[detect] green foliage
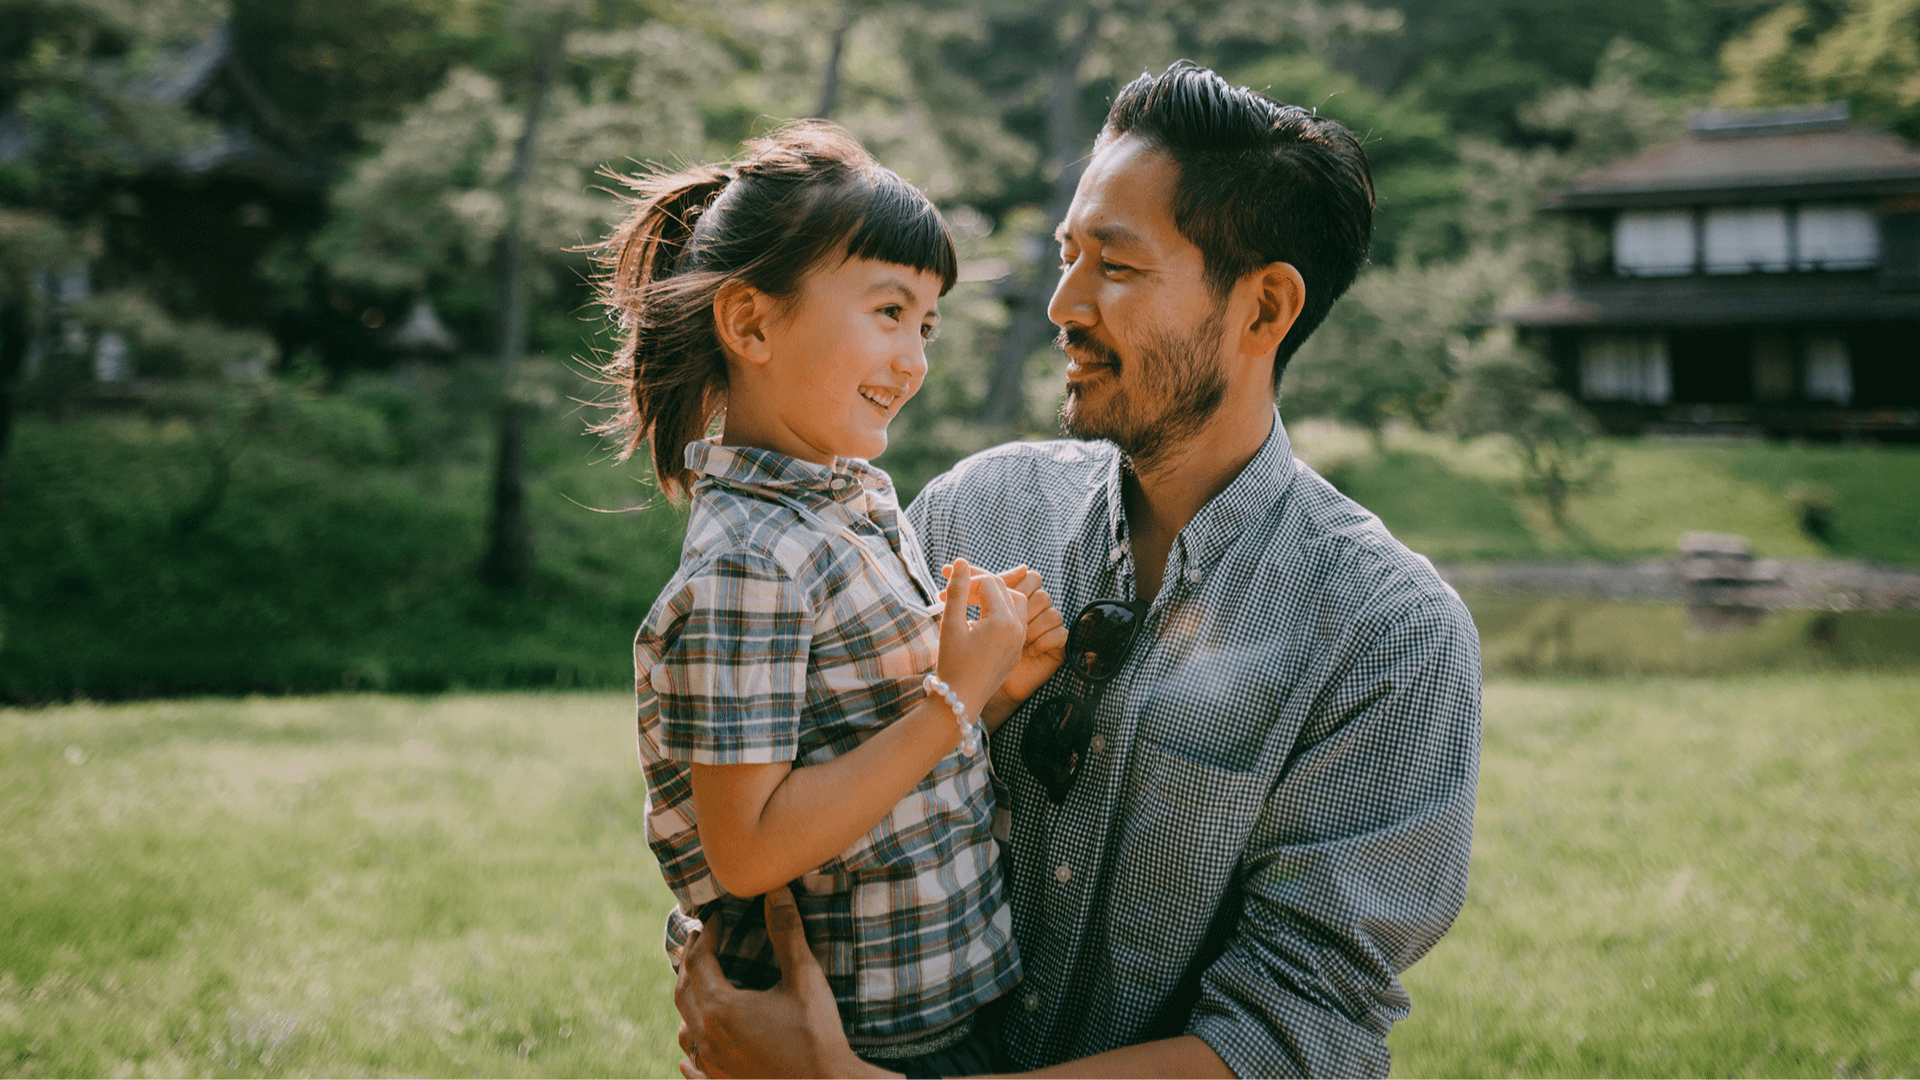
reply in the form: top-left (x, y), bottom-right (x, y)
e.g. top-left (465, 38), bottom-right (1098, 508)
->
top-left (0, 373), bottom-right (688, 700)
top-left (1447, 335), bottom-right (1611, 530)
top-left (1717, 0), bottom-right (1920, 138)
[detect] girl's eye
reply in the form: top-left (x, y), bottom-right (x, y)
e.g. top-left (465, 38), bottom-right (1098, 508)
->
top-left (878, 304), bottom-right (904, 321)
top-left (920, 323), bottom-right (940, 342)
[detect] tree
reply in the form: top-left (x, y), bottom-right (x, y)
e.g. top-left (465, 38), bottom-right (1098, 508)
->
top-left (1446, 336), bottom-right (1608, 531)
top-left (1716, 0), bottom-right (1920, 139)
top-left (315, 1), bottom-right (736, 591)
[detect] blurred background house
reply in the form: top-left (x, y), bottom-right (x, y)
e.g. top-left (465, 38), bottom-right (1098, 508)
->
top-left (1506, 102), bottom-right (1920, 441)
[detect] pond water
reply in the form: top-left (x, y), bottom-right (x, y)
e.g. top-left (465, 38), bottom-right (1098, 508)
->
top-left (1461, 595), bottom-right (1920, 676)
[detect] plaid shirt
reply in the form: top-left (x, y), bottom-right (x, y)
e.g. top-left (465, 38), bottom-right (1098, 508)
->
top-left (907, 410), bottom-right (1481, 1078)
top-left (634, 441), bottom-right (1020, 1044)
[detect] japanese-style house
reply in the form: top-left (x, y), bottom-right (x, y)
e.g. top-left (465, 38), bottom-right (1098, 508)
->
top-left (1503, 102), bottom-right (1920, 441)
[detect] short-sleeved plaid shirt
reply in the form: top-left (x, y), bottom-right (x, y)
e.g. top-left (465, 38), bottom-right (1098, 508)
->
top-left (907, 410), bottom-right (1481, 1077)
top-left (633, 441), bottom-right (1020, 1044)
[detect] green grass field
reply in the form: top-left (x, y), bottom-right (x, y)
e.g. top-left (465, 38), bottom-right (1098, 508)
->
top-left (4, 678), bottom-right (1917, 1077)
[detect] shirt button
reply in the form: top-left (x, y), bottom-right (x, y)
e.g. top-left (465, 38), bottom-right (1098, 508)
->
top-left (830, 478), bottom-right (849, 490)
top-left (1186, 567), bottom-right (1202, 584)
top-left (1110, 546), bottom-right (1124, 564)
top-left (1054, 863), bottom-right (1072, 884)
top-left (1088, 734), bottom-right (1106, 754)
top-left (1023, 992), bottom-right (1041, 1012)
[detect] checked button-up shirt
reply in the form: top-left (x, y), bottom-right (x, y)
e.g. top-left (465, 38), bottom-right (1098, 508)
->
top-left (634, 441), bottom-right (1021, 1045)
top-left (907, 410), bottom-right (1482, 1078)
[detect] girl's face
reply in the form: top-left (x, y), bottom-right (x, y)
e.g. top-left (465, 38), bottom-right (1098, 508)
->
top-left (727, 255), bottom-right (942, 466)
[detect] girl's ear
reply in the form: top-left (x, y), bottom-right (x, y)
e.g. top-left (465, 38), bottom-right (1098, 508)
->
top-left (715, 282), bottom-right (776, 366)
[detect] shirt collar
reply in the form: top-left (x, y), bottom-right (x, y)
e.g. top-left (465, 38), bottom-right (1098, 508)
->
top-left (685, 440), bottom-right (890, 505)
top-left (1101, 406), bottom-right (1298, 574)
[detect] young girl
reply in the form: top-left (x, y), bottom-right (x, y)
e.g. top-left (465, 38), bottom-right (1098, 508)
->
top-left (597, 121), bottom-right (1064, 1070)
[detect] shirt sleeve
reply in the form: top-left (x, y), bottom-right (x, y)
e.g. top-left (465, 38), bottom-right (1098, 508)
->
top-left (651, 550), bottom-right (814, 766)
top-left (1186, 594), bottom-right (1482, 1078)
top-left (904, 474), bottom-right (953, 583)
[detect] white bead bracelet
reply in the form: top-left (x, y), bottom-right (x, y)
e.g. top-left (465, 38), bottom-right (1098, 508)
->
top-left (924, 674), bottom-right (981, 755)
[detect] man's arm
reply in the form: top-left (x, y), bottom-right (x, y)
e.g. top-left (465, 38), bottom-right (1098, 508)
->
top-left (1183, 594), bottom-right (1482, 1077)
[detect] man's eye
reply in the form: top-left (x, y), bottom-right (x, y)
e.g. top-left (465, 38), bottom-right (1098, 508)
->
top-left (1100, 261), bottom-right (1129, 275)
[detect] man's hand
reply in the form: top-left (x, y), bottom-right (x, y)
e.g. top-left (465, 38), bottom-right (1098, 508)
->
top-left (943, 566), bottom-right (1068, 729)
top-left (674, 887), bottom-right (886, 1079)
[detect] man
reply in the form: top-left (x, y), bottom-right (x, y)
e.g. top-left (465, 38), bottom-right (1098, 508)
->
top-left (673, 60), bottom-right (1481, 1078)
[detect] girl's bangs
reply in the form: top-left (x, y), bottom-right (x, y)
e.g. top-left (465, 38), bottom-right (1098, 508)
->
top-left (839, 176), bottom-right (959, 293)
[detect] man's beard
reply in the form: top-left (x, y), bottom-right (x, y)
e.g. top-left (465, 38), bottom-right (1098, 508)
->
top-left (1056, 306), bottom-right (1228, 468)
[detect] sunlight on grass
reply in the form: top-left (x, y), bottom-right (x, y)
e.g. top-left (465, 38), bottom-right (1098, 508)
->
top-left (1391, 675), bottom-right (1920, 1077)
top-left (4, 679), bottom-right (1917, 1076)
top-left (0, 694), bottom-right (680, 1078)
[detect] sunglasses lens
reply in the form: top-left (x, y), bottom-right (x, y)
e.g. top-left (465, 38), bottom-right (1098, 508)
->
top-left (1070, 601), bottom-right (1145, 681)
top-left (1022, 697), bottom-right (1089, 802)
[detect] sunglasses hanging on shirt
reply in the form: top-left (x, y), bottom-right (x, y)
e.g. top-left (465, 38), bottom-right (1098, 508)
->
top-left (1019, 598), bottom-right (1148, 805)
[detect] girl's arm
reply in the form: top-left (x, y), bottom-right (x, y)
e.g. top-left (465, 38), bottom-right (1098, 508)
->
top-left (690, 560), bottom-right (1025, 899)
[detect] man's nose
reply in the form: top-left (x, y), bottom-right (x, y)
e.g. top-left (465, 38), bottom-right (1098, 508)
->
top-left (1047, 257), bottom-right (1094, 330)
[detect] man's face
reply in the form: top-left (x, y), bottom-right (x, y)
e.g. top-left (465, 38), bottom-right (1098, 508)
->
top-left (1050, 135), bottom-right (1229, 463)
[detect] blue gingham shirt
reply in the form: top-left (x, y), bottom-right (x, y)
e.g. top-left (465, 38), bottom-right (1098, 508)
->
top-left (907, 409), bottom-right (1481, 1077)
top-left (634, 441), bottom-right (1020, 1044)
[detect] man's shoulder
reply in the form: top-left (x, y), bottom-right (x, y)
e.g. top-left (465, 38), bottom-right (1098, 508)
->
top-left (1279, 461), bottom-right (1471, 629)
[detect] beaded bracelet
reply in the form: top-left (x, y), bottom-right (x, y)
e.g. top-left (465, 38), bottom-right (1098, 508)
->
top-left (923, 674), bottom-right (981, 755)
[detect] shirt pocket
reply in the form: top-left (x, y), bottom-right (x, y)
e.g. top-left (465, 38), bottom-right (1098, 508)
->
top-left (1108, 740), bottom-right (1268, 959)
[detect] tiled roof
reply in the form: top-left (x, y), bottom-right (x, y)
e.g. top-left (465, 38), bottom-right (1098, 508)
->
top-left (1502, 273), bottom-right (1920, 326)
top-left (1550, 126), bottom-right (1920, 209)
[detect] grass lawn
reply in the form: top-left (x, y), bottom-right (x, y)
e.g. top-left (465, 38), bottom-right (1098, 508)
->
top-left (1288, 420), bottom-right (1920, 564)
top-left (4, 677), bottom-right (1917, 1077)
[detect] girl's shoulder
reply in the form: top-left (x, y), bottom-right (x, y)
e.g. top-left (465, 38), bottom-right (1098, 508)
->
top-left (679, 482), bottom-right (825, 585)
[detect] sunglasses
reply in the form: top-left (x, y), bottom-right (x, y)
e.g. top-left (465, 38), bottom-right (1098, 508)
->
top-left (1020, 598), bottom-right (1149, 805)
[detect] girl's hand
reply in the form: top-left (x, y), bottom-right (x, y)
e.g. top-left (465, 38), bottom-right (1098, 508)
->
top-left (934, 559), bottom-right (1026, 718)
top-left (941, 566), bottom-right (1068, 730)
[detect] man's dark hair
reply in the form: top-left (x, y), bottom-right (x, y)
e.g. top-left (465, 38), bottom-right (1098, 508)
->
top-left (1100, 60), bottom-right (1373, 385)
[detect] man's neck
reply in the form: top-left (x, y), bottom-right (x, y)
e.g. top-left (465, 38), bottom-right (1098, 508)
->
top-left (1123, 395), bottom-right (1275, 603)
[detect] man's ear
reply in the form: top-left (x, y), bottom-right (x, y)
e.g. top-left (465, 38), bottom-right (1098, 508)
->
top-left (714, 282), bottom-right (776, 365)
top-left (1240, 261), bottom-right (1306, 362)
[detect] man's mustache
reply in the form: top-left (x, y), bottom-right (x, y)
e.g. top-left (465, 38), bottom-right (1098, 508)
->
top-left (1055, 327), bottom-right (1121, 370)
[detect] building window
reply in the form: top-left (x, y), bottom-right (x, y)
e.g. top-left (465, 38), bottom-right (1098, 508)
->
top-left (1580, 333), bottom-right (1672, 403)
top-left (1795, 204), bottom-right (1878, 270)
top-left (1614, 210), bottom-right (1695, 276)
top-left (1804, 334), bottom-right (1853, 404)
top-left (1705, 205), bottom-right (1791, 273)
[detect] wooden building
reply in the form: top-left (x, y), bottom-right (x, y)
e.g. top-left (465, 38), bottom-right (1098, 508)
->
top-left (1503, 103), bottom-right (1920, 441)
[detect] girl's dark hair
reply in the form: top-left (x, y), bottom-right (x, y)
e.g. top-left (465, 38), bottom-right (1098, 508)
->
top-left (594, 120), bottom-right (958, 500)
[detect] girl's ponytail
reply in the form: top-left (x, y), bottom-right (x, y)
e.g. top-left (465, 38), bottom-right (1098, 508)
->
top-left (596, 166), bottom-right (734, 501)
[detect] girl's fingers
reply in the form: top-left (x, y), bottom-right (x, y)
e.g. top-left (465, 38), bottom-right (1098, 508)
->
top-left (943, 559), bottom-right (973, 633)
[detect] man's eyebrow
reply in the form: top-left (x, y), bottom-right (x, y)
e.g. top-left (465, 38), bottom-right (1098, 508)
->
top-left (1054, 221), bottom-right (1146, 250)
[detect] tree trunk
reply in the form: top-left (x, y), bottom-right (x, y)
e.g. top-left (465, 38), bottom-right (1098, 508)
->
top-left (814, 0), bottom-right (856, 119)
top-left (480, 20), bottom-right (569, 593)
top-left (0, 286), bottom-right (24, 532)
top-left (975, 2), bottom-right (1104, 428)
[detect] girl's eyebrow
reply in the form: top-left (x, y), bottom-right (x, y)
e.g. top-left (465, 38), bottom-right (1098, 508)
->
top-left (864, 276), bottom-right (934, 306)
